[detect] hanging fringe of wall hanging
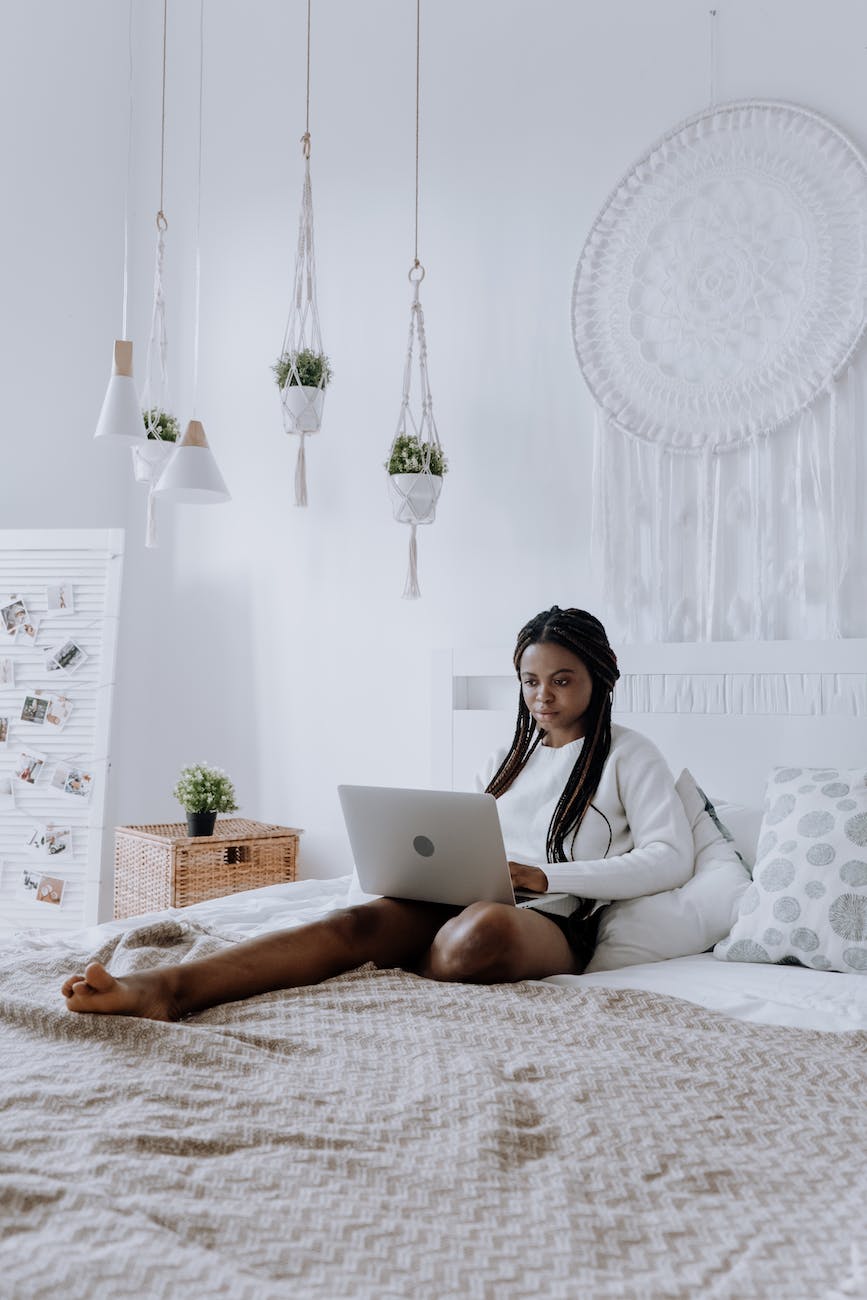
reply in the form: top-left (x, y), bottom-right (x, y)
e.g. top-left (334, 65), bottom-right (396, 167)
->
top-left (275, 0), bottom-right (329, 507)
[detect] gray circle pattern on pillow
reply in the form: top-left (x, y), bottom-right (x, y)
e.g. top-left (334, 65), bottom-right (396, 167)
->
top-left (714, 766), bottom-right (867, 973)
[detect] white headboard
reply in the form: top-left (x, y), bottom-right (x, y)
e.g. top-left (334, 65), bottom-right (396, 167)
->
top-left (432, 640), bottom-right (867, 807)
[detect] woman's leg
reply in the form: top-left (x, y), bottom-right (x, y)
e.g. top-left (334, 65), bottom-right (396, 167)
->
top-left (61, 898), bottom-right (457, 1021)
top-left (417, 902), bottom-right (580, 982)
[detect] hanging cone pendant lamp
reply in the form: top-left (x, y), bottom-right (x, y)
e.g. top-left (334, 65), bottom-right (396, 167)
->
top-left (153, 420), bottom-right (229, 503)
top-left (275, 0), bottom-right (330, 507)
top-left (94, 2), bottom-right (143, 445)
top-left (94, 340), bottom-right (145, 443)
top-left (155, 0), bottom-right (230, 511)
top-left (386, 0), bottom-right (446, 599)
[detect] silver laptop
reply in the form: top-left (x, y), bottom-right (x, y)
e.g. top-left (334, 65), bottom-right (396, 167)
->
top-left (337, 783), bottom-right (569, 910)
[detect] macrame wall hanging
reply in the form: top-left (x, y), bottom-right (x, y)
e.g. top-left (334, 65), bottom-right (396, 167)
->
top-left (133, 0), bottom-right (180, 546)
top-left (274, 0), bottom-right (330, 508)
top-left (571, 95), bottom-right (867, 642)
top-left (93, 0), bottom-right (145, 447)
top-left (386, 0), bottom-right (446, 599)
top-left (153, 0), bottom-right (230, 509)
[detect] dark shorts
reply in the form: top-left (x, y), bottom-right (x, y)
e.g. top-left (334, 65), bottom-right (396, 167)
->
top-left (531, 903), bottom-right (603, 974)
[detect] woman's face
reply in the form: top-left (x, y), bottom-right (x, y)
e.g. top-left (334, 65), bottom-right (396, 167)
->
top-left (519, 640), bottom-right (595, 747)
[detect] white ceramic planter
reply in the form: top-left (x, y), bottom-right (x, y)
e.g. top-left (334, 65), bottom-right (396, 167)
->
top-left (281, 385), bottom-right (325, 434)
top-left (389, 473), bottom-right (443, 525)
top-left (131, 439), bottom-right (175, 484)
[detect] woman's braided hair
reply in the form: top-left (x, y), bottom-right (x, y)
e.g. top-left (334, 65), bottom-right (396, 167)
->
top-left (485, 607), bottom-right (620, 863)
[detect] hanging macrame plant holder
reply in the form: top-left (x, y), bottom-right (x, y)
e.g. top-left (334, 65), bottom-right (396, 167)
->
top-left (134, 215), bottom-right (178, 547)
top-left (571, 99), bottom-right (867, 641)
top-left (387, 267), bottom-right (444, 599)
top-left (277, 135), bottom-right (328, 507)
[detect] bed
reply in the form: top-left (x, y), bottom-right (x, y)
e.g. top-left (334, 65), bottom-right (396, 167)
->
top-left (2, 639), bottom-right (867, 1299)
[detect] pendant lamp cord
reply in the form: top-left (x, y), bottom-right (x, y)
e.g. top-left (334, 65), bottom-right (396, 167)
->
top-left (413, 0), bottom-right (421, 272)
top-left (192, 0), bottom-right (204, 415)
top-left (301, 0), bottom-right (312, 159)
top-left (121, 0), bottom-right (134, 338)
top-left (708, 8), bottom-right (718, 108)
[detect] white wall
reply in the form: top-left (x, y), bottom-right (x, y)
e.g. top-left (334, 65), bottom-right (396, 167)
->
top-left (1, 1), bottom-right (865, 905)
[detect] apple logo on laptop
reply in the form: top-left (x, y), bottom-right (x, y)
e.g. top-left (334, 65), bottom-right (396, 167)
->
top-left (413, 834), bottom-right (435, 858)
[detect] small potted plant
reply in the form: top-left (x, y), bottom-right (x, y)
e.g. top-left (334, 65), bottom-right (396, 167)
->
top-left (133, 408), bottom-right (181, 482)
top-left (173, 762), bottom-right (239, 837)
top-left (273, 348), bottom-right (333, 434)
top-left (386, 433), bottom-right (448, 525)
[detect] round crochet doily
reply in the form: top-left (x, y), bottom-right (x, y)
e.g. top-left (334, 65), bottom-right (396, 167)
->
top-left (571, 100), bottom-right (867, 451)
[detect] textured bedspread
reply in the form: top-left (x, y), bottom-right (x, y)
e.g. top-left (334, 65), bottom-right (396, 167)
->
top-left (1, 920), bottom-right (865, 1300)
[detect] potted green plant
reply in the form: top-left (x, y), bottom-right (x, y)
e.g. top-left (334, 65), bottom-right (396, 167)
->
top-left (173, 762), bottom-right (239, 837)
top-left (133, 408), bottom-right (181, 482)
top-left (273, 348), bottom-right (333, 434)
top-left (386, 433), bottom-right (448, 525)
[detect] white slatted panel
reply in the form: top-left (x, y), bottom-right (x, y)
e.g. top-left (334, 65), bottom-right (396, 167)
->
top-left (0, 530), bottom-right (124, 931)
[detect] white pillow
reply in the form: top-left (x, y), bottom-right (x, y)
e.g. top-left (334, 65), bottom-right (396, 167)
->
top-left (711, 800), bottom-right (763, 868)
top-left (585, 769), bottom-right (750, 972)
top-left (714, 765), bottom-right (867, 973)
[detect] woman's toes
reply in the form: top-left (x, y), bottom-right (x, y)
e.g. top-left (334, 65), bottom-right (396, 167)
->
top-left (61, 973), bottom-right (85, 998)
top-left (82, 962), bottom-right (117, 993)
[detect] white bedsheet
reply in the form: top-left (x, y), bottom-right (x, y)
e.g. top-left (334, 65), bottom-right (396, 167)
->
top-left (9, 875), bottom-right (867, 1034)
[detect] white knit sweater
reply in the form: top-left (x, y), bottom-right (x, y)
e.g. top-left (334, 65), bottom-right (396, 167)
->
top-left (476, 724), bottom-right (693, 903)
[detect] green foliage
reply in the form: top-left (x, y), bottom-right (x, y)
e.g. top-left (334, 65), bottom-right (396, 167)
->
top-left (273, 348), bottom-right (333, 390)
top-left (386, 434), bottom-right (448, 477)
top-left (143, 409), bottom-right (180, 442)
top-left (172, 762), bottom-right (239, 814)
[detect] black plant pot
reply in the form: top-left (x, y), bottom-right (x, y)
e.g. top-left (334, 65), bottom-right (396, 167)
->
top-left (186, 810), bottom-right (217, 837)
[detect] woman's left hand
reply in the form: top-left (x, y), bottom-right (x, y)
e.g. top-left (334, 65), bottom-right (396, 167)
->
top-left (509, 863), bottom-right (548, 893)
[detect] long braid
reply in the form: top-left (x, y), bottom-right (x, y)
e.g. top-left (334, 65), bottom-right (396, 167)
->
top-left (486, 607), bottom-right (619, 863)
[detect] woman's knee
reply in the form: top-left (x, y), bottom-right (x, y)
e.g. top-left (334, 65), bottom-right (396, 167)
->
top-left (328, 900), bottom-right (394, 951)
top-left (426, 902), bottom-right (518, 982)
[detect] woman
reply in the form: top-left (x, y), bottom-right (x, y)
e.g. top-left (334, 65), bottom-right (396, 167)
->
top-left (61, 607), bottom-right (692, 1021)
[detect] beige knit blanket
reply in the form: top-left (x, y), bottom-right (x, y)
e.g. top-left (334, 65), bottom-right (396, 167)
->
top-left (0, 920), bottom-right (864, 1300)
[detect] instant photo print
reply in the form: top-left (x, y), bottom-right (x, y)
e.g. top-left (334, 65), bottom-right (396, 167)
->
top-left (45, 639), bottom-right (88, 675)
top-left (20, 694), bottom-right (49, 726)
top-left (0, 776), bottom-right (15, 811)
top-left (45, 584), bottom-right (74, 616)
top-left (0, 716), bottom-right (9, 747)
top-left (45, 695), bottom-right (73, 730)
top-left (0, 657), bottom-right (14, 688)
top-left (17, 868), bottom-right (40, 901)
top-left (35, 875), bottom-right (66, 906)
top-left (50, 762), bottom-right (93, 801)
top-left (14, 750), bottom-right (46, 785)
top-left (1, 596), bottom-right (29, 639)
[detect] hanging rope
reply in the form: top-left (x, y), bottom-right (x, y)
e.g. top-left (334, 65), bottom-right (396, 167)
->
top-left (121, 0), bottom-right (134, 338)
top-left (191, 0), bottom-right (204, 416)
top-left (708, 9), bottom-right (718, 107)
top-left (134, 0), bottom-right (175, 547)
top-left (386, 0), bottom-right (445, 600)
top-left (276, 0), bottom-right (328, 507)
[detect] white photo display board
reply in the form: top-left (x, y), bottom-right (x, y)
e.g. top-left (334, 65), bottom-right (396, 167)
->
top-left (0, 529), bottom-right (124, 932)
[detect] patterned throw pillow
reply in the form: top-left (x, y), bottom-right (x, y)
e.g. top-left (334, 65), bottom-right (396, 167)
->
top-left (714, 766), bottom-right (867, 973)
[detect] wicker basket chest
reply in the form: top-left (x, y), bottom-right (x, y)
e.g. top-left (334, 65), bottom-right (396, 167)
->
top-left (113, 819), bottom-right (302, 919)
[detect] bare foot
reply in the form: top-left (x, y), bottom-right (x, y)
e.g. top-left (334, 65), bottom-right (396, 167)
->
top-left (61, 961), bottom-right (179, 1021)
